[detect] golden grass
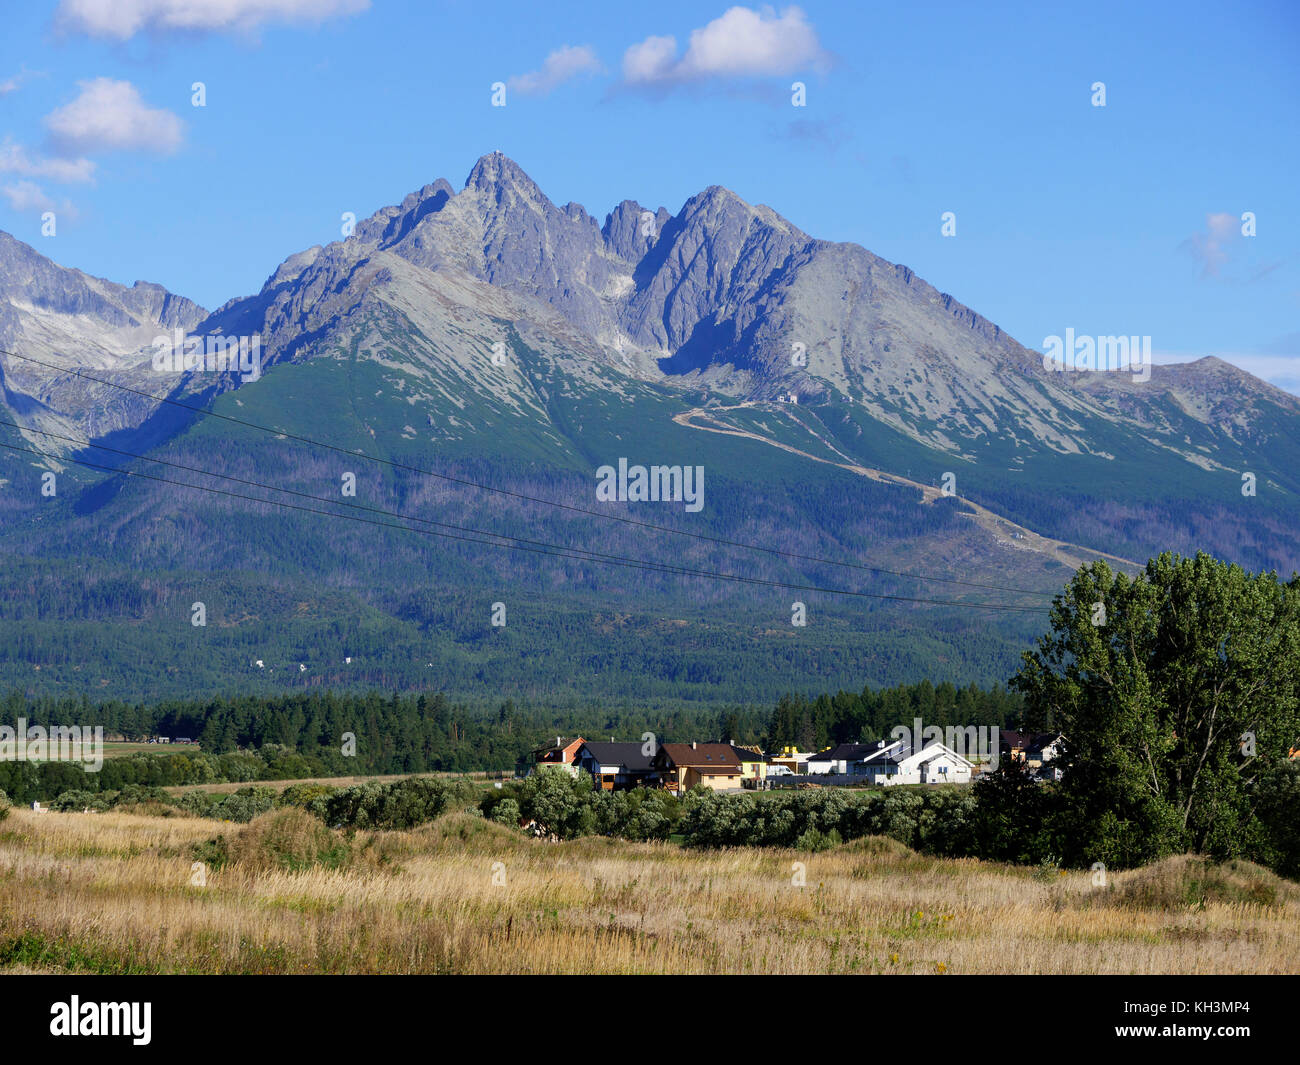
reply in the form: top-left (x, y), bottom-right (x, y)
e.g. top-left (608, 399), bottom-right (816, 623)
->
top-left (1, 808), bottom-right (1296, 974)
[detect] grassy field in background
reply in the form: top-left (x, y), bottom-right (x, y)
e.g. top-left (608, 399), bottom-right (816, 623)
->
top-left (1, 806), bottom-right (1296, 975)
top-left (101, 742), bottom-right (197, 759)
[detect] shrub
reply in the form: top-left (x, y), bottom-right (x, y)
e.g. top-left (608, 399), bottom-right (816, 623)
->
top-left (316, 777), bottom-right (469, 830)
top-left (49, 789), bottom-right (108, 813)
top-left (226, 807), bottom-right (351, 872)
top-left (490, 798), bottom-right (521, 826)
top-left (190, 834), bottom-right (230, 871)
top-left (795, 828), bottom-right (842, 852)
top-left (176, 790), bottom-right (220, 817)
top-left (277, 782), bottom-right (338, 810)
top-left (206, 787), bottom-right (277, 823)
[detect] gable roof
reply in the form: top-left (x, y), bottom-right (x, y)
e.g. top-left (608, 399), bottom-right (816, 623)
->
top-left (857, 740), bottom-right (906, 764)
top-left (810, 742), bottom-right (881, 763)
top-left (532, 736), bottom-right (585, 756)
top-left (728, 744), bottom-right (766, 764)
top-left (659, 743), bottom-right (743, 771)
top-left (902, 741), bottom-right (975, 769)
top-left (577, 741), bottom-right (657, 772)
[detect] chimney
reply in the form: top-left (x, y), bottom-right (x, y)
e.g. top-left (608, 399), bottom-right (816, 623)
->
top-left (556, 736), bottom-right (561, 747)
top-left (691, 741), bottom-right (697, 750)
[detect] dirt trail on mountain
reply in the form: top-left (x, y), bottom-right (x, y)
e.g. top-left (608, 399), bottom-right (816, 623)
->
top-left (674, 403), bottom-right (1138, 573)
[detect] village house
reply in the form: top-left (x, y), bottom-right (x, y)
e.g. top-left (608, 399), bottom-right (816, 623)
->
top-left (727, 744), bottom-right (769, 786)
top-left (999, 730), bottom-right (1062, 768)
top-left (807, 742), bottom-right (881, 775)
top-left (857, 739), bottom-right (974, 785)
top-left (574, 741), bottom-right (658, 790)
top-left (530, 736), bottom-right (586, 777)
top-left (653, 742), bottom-right (744, 793)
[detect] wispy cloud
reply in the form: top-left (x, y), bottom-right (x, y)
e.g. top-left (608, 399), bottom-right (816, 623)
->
top-left (0, 139), bottom-right (96, 184)
top-left (54, 0), bottom-right (369, 39)
top-left (1, 179), bottom-right (80, 221)
top-left (1180, 211), bottom-right (1283, 284)
top-left (768, 116), bottom-right (848, 152)
top-left (508, 45), bottom-right (604, 96)
top-left (1, 180), bottom-right (55, 212)
top-left (0, 68), bottom-right (43, 97)
top-left (622, 6), bottom-right (829, 89)
top-left (1181, 211), bottom-right (1240, 278)
top-left (44, 78), bottom-right (184, 155)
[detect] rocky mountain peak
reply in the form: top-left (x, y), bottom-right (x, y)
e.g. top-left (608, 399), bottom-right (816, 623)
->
top-left (465, 151), bottom-right (545, 203)
top-left (602, 199), bottom-right (658, 263)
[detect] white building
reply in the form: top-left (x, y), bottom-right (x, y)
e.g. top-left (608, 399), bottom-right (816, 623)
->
top-left (858, 740), bottom-right (974, 786)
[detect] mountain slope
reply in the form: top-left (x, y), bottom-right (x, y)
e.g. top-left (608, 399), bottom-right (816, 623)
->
top-left (0, 153), bottom-right (1297, 702)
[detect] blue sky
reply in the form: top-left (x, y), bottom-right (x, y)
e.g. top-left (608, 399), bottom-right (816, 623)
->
top-left (2, 0), bottom-right (1297, 390)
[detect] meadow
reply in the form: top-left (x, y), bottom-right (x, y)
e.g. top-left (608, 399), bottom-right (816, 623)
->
top-left (1, 805), bottom-right (1296, 975)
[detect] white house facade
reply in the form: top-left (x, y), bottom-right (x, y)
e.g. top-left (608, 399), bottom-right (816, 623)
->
top-left (858, 741), bottom-right (974, 786)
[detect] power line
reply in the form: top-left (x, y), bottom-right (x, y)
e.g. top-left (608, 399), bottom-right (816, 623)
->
top-left (0, 438), bottom-right (1050, 613)
top-left (0, 348), bottom-right (1058, 598)
top-left (8, 416), bottom-right (1032, 606)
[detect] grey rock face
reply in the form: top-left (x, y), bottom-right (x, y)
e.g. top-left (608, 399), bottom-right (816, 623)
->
top-left (0, 231), bottom-right (206, 339)
top-left (4, 151), bottom-right (1297, 473)
top-left (0, 231), bottom-right (210, 447)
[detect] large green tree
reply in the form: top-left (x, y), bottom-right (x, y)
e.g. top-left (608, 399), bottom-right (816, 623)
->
top-left (1011, 551), bottom-right (1300, 869)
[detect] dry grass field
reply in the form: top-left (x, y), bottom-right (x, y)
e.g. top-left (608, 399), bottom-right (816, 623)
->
top-left (1, 806), bottom-right (1296, 975)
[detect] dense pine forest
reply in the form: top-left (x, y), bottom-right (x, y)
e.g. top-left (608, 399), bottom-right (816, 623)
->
top-left (0, 677), bottom-right (1022, 802)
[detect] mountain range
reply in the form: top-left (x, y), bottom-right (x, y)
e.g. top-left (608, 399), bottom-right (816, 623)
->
top-left (1, 152), bottom-right (1297, 703)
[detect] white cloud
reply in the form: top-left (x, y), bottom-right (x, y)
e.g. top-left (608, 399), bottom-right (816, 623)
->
top-left (508, 45), bottom-right (604, 96)
top-left (0, 68), bottom-right (41, 96)
top-left (55, 0), bottom-right (369, 39)
top-left (622, 6), bottom-right (829, 86)
top-left (2, 180), bottom-right (56, 213)
top-left (623, 35), bottom-right (679, 84)
top-left (0, 139), bottom-right (96, 183)
top-left (1182, 211), bottom-right (1242, 279)
top-left (1, 180), bottom-right (79, 221)
top-left (44, 78), bottom-right (184, 155)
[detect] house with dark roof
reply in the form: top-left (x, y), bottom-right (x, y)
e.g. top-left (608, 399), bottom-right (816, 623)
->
top-left (727, 744), bottom-right (769, 786)
top-left (807, 742), bottom-right (883, 775)
top-left (653, 742), bottom-right (744, 792)
top-left (999, 730), bottom-right (1062, 767)
top-left (575, 741), bottom-right (659, 790)
top-left (528, 736), bottom-right (586, 778)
